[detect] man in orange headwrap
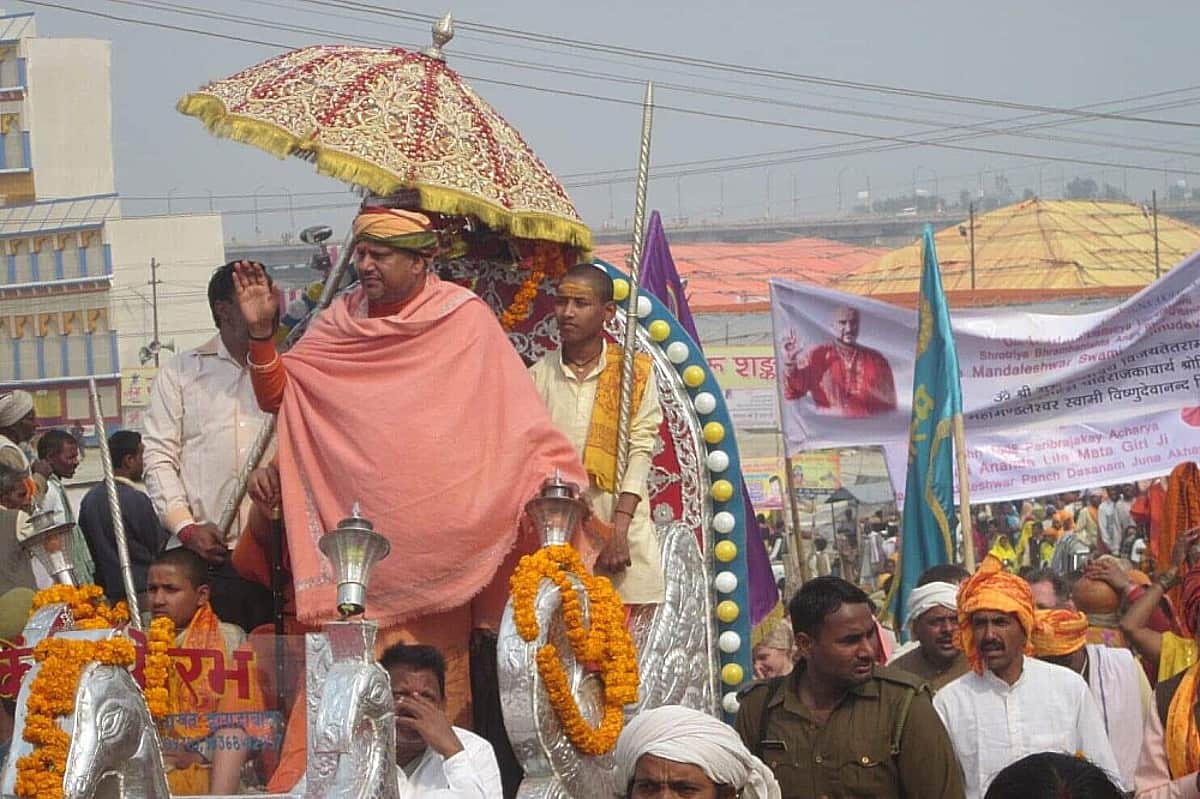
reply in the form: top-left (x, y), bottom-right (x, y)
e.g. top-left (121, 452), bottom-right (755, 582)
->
top-left (1136, 562), bottom-right (1200, 797)
top-left (932, 557), bottom-right (1120, 798)
top-left (231, 206), bottom-right (588, 791)
top-left (1032, 607), bottom-right (1149, 791)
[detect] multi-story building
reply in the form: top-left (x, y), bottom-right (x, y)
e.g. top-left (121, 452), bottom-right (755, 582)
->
top-left (0, 11), bottom-right (224, 433)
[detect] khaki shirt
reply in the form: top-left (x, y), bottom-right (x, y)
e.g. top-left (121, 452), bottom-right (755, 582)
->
top-left (889, 647), bottom-right (970, 693)
top-left (735, 665), bottom-right (965, 799)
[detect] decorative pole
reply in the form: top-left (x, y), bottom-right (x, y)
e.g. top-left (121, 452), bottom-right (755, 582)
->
top-left (616, 82), bottom-right (655, 481)
top-left (89, 377), bottom-right (142, 630)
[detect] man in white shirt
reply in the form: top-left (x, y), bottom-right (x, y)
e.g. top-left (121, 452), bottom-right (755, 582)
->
top-left (36, 429), bottom-right (94, 585)
top-left (933, 557), bottom-right (1120, 798)
top-left (142, 262), bottom-right (273, 631)
top-left (1031, 606), bottom-right (1148, 793)
top-left (528, 265), bottom-right (664, 606)
top-left (383, 643), bottom-right (502, 798)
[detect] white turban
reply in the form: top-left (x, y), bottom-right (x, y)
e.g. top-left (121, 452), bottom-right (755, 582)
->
top-left (0, 391), bottom-right (32, 428)
top-left (905, 581), bottom-right (958, 629)
top-left (614, 706), bottom-right (781, 799)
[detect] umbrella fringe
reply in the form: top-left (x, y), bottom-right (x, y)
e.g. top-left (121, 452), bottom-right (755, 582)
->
top-left (177, 93), bottom-right (593, 254)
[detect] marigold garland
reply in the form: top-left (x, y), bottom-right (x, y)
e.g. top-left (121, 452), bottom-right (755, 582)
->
top-left (499, 264), bottom-right (544, 331)
top-left (498, 239), bottom-right (573, 331)
top-left (143, 616), bottom-right (175, 718)
top-left (14, 636), bottom-right (135, 799)
top-left (29, 584), bottom-right (129, 630)
top-left (510, 544), bottom-right (639, 755)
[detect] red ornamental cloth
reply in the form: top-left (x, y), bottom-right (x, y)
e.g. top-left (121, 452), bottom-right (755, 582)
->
top-left (274, 275), bottom-right (588, 629)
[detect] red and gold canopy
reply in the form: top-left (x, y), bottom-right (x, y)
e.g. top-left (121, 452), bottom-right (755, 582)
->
top-left (178, 43), bottom-right (591, 251)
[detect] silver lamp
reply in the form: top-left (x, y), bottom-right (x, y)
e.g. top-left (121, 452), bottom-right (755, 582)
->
top-left (318, 503), bottom-right (391, 617)
top-left (524, 471), bottom-right (586, 548)
top-left (18, 504), bottom-right (77, 586)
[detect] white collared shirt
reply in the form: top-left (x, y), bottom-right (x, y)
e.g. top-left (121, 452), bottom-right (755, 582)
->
top-left (396, 726), bottom-right (502, 799)
top-left (933, 656), bottom-right (1122, 797)
top-left (142, 335), bottom-right (271, 545)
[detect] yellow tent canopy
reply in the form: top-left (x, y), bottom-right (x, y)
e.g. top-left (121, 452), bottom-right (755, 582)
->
top-left (835, 199), bottom-right (1200, 304)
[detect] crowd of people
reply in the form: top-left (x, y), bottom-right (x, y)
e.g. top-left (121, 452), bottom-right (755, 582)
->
top-left (0, 201), bottom-right (1197, 797)
top-left (739, 470), bottom-right (1200, 798)
top-left (0, 205), bottom-right (675, 796)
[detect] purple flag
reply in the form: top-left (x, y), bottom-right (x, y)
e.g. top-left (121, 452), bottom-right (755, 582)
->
top-left (638, 211), bottom-right (781, 626)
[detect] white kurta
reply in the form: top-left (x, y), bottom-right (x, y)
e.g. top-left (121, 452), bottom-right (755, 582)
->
top-left (396, 726), bottom-right (503, 798)
top-left (1086, 644), bottom-right (1150, 792)
top-left (529, 341), bottom-right (665, 604)
top-left (933, 656), bottom-right (1122, 798)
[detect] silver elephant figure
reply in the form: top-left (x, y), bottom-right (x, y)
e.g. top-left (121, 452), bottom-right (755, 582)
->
top-left (62, 660), bottom-right (172, 799)
top-left (300, 621), bottom-right (400, 799)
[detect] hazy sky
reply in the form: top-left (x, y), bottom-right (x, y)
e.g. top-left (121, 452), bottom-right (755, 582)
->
top-left (11, 0), bottom-right (1200, 243)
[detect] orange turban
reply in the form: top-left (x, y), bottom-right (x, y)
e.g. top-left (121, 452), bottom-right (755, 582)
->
top-left (1031, 608), bottom-right (1089, 657)
top-left (954, 555), bottom-right (1036, 674)
top-left (352, 207), bottom-right (439, 252)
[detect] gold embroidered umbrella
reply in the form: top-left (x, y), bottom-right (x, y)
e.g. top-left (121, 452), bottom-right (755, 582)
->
top-left (177, 17), bottom-right (591, 250)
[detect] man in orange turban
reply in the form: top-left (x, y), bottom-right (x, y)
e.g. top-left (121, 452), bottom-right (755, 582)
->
top-left (932, 557), bottom-right (1120, 798)
top-left (1137, 563), bottom-right (1200, 797)
top-left (1032, 607), bottom-right (1149, 791)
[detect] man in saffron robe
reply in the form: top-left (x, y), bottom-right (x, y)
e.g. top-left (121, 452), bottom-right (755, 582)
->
top-left (780, 305), bottom-right (896, 418)
top-left (232, 207), bottom-right (587, 733)
top-left (529, 265), bottom-right (664, 605)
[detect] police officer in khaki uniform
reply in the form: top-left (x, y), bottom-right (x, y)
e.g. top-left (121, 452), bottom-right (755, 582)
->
top-left (735, 576), bottom-right (964, 799)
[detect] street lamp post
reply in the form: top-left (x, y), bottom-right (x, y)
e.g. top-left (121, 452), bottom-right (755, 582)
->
top-left (166, 187), bottom-right (177, 215)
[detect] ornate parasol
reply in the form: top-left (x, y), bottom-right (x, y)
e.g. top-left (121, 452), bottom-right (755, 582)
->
top-left (177, 16), bottom-right (591, 251)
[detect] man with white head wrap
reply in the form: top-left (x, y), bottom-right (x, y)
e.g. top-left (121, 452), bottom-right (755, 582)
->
top-left (0, 391), bottom-right (36, 473)
top-left (889, 579), bottom-right (970, 691)
top-left (615, 705), bottom-right (780, 799)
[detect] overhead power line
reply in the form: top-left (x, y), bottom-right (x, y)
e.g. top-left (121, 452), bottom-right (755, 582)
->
top-left (23, 0), bottom-right (1200, 194)
top-left (290, 0), bottom-right (1200, 128)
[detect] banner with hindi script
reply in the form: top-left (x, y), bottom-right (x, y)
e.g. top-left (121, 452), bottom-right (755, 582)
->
top-left (883, 405), bottom-right (1200, 506)
top-left (770, 248), bottom-right (1200, 455)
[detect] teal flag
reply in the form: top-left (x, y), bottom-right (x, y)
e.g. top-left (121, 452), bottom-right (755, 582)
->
top-left (892, 225), bottom-right (964, 635)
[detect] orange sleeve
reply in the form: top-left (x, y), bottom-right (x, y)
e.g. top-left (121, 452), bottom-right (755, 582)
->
top-left (248, 338), bottom-right (287, 413)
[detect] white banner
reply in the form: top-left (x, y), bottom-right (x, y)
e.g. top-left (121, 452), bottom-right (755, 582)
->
top-left (883, 406), bottom-right (1200, 505)
top-left (770, 249), bottom-right (1200, 503)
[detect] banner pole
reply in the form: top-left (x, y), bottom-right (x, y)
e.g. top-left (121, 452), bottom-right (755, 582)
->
top-left (782, 456), bottom-right (808, 583)
top-left (954, 413), bottom-right (976, 571)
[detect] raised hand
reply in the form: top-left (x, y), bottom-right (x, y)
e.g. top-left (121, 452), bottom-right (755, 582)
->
top-left (232, 261), bottom-right (278, 339)
top-left (782, 328), bottom-right (805, 365)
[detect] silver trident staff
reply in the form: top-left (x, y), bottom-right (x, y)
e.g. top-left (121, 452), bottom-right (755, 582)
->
top-left (616, 81), bottom-right (655, 481)
top-left (89, 377), bottom-right (142, 630)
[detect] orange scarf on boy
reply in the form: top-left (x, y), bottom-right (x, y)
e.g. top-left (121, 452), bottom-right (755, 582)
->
top-left (583, 345), bottom-right (651, 493)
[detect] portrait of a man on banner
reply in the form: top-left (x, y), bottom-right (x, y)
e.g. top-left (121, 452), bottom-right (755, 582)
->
top-left (780, 305), bottom-right (897, 418)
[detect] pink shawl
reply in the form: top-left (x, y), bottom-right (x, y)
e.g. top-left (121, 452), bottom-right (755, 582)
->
top-left (277, 276), bottom-right (586, 627)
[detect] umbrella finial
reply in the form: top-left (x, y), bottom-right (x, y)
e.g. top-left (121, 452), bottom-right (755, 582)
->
top-left (424, 12), bottom-right (455, 61)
